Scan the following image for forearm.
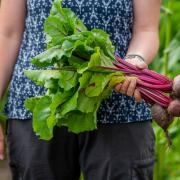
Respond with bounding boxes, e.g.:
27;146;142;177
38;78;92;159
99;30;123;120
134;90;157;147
128;0;161;65
0;0;26;98
0;34;22;98
127;30;159;65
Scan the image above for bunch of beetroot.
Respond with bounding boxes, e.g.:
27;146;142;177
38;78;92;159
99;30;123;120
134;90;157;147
25;0;179;142
105;56;180;144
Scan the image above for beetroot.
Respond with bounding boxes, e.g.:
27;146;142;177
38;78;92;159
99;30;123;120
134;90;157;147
172;75;180;97
151;104;173;130
167;99;180;117
109;58;179;144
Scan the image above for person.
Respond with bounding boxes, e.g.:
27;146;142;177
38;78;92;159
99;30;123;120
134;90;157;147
0;0;160;179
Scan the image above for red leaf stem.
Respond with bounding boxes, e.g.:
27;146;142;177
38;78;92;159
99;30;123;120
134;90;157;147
137;79;172;91
140;93;155;105
115;56;172;84
138;87;171;107
131;74;165;85
113;62;142;74
142;69;171;84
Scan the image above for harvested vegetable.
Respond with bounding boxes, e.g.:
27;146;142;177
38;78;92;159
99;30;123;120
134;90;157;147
151;104;173;130
24;0;125;140
151;103;174;145
172;75;180;97
168;99;180;117
24;0;179;140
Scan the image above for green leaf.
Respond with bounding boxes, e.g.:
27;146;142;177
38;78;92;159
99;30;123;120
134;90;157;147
24;97;42;111
24;70;60;86
79;71;92;88
58;70;79;91
88;47;101;67
60;111;97;133
60;90;79;115
33;96;53;140
68;55;88;70
84;71;123;98
75;61;89;74
74;19;87;33
47;0;86;41
50;90;73;115
100;50;114;67
50;0;63;16
47;114;57;130
77;93;99;113
44;15;67;45
72;38;94;60
77;47;101;74
31;45;60;67
44;79;59;90
31;45;72;67
85;73;111;97
48;0;76;33
47;91;73;129
92;29;115;60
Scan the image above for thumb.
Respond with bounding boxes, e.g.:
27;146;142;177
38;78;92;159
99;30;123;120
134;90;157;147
136;61;148;69
0;125;4;160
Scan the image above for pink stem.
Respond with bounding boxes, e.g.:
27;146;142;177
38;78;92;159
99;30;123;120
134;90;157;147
131;74;165;85
137;79;172;91
113;62;142;74
142;69;171;84
115;55;172;84
138;87;171;107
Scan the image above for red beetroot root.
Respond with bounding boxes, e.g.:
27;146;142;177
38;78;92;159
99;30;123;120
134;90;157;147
172;75;180;97
151;104;173;130
167;99;180;117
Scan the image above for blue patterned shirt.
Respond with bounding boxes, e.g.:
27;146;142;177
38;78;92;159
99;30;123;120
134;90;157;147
5;0;152;122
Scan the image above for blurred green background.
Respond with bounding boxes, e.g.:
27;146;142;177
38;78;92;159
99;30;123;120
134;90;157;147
0;0;180;179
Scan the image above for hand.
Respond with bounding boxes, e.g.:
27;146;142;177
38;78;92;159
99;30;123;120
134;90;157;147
115;58;148;102
0;124;4;160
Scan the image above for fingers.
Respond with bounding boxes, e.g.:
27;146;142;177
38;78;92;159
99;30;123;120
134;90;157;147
0;124;4;160
134;89;142;102
114;78;142;103
119;79;131;94
114;83;122;93
127;79;137;96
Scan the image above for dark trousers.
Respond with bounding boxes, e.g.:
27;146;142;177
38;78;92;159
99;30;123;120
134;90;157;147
7;119;155;180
